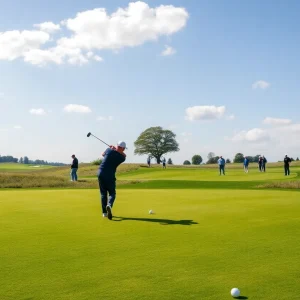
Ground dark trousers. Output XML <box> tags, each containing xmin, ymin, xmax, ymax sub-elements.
<box><xmin>98</xmin><ymin>175</ymin><xmax>116</xmax><ymax>213</ymax></box>
<box><xmin>219</xmin><ymin>165</ymin><xmax>225</xmax><ymax>175</ymax></box>
<box><xmin>284</xmin><ymin>165</ymin><xmax>290</xmax><ymax>176</ymax></box>
<box><xmin>262</xmin><ymin>164</ymin><xmax>266</xmax><ymax>172</ymax></box>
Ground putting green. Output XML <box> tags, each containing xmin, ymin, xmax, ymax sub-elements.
<box><xmin>118</xmin><ymin>167</ymin><xmax>297</xmax><ymax>181</ymax></box>
<box><xmin>1</xmin><ymin>189</ymin><xmax>300</xmax><ymax>299</ymax></box>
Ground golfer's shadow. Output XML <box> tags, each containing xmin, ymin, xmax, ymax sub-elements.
<box><xmin>113</xmin><ymin>216</ymin><xmax>198</xmax><ymax>226</ymax></box>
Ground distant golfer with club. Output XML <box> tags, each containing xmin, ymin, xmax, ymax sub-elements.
<box><xmin>97</xmin><ymin>141</ymin><xmax>126</xmax><ymax>220</ymax></box>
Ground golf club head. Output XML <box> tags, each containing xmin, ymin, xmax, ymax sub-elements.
<box><xmin>87</xmin><ymin>132</ymin><xmax>91</xmax><ymax>137</ymax></box>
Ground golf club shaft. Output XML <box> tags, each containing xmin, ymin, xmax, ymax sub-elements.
<box><xmin>90</xmin><ymin>133</ymin><xmax>110</xmax><ymax>147</ymax></box>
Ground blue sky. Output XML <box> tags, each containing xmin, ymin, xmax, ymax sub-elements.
<box><xmin>1</xmin><ymin>0</ymin><xmax>300</xmax><ymax>164</ymax></box>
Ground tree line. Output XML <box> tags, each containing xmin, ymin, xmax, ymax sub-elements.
<box><xmin>132</xmin><ymin>126</ymin><xmax>299</xmax><ymax>165</ymax></box>
<box><xmin>0</xmin><ymin>155</ymin><xmax>66</xmax><ymax>166</ymax></box>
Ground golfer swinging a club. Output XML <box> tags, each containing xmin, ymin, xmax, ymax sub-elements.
<box><xmin>97</xmin><ymin>141</ymin><xmax>126</xmax><ymax>220</ymax></box>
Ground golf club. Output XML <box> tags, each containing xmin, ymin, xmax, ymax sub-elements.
<box><xmin>87</xmin><ymin>132</ymin><xmax>110</xmax><ymax>147</ymax></box>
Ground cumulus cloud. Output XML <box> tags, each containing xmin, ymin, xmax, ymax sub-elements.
<box><xmin>161</xmin><ymin>45</ymin><xmax>176</xmax><ymax>56</ymax></box>
<box><xmin>14</xmin><ymin>125</ymin><xmax>22</xmax><ymax>129</ymax></box>
<box><xmin>34</xmin><ymin>22</ymin><xmax>61</xmax><ymax>33</ymax></box>
<box><xmin>0</xmin><ymin>30</ymin><xmax>50</xmax><ymax>61</ymax></box>
<box><xmin>29</xmin><ymin>108</ymin><xmax>46</xmax><ymax>115</ymax></box>
<box><xmin>252</xmin><ymin>80</ymin><xmax>270</xmax><ymax>89</ymax></box>
<box><xmin>231</xmin><ymin>128</ymin><xmax>270</xmax><ymax>143</ymax></box>
<box><xmin>263</xmin><ymin>117</ymin><xmax>292</xmax><ymax>126</ymax></box>
<box><xmin>24</xmin><ymin>46</ymin><xmax>89</xmax><ymax>66</ymax></box>
<box><xmin>185</xmin><ymin>105</ymin><xmax>226</xmax><ymax>121</ymax></box>
<box><xmin>0</xmin><ymin>2</ymin><xmax>188</xmax><ymax>66</ymax></box>
<box><xmin>97</xmin><ymin>116</ymin><xmax>113</xmax><ymax>121</ymax></box>
<box><xmin>64</xmin><ymin>104</ymin><xmax>92</xmax><ymax>113</ymax></box>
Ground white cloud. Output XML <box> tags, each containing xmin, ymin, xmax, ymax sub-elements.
<box><xmin>252</xmin><ymin>80</ymin><xmax>270</xmax><ymax>89</ymax></box>
<box><xmin>34</xmin><ymin>22</ymin><xmax>61</xmax><ymax>33</ymax></box>
<box><xmin>0</xmin><ymin>92</ymin><xmax>4</xmax><ymax>98</ymax></box>
<box><xmin>93</xmin><ymin>55</ymin><xmax>103</xmax><ymax>62</ymax></box>
<box><xmin>14</xmin><ymin>125</ymin><xmax>22</xmax><ymax>129</ymax></box>
<box><xmin>231</xmin><ymin>128</ymin><xmax>270</xmax><ymax>143</ymax></box>
<box><xmin>0</xmin><ymin>2</ymin><xmax>188</xmax><ymax>66</ymax></box>
<box><xmin>64</xmin><ymin>104</ymin><xmax>92</xmax><ymax>113</ymax></box>
<box><xmin>29</xmin><ymin>108</ymin><xmax>46</xmax><ymax>115</ymax></box>
<box><xmin>161</xmin><ymin>45</ymin><xmax>176</xmax><ymax>56</ymax></box>
<box><xmin>97</xmin><ymin>116</ymin><xmax>113</xmax><ymax>121</ymax></box>
<box><xmin>0</xmin><ymin>30</ymin><xmax>50</xmax><ymax>61</ymax></box>
<box><xmin>60</xmin><ymin>3</ymin><xmax>188</xmax><ymax>51</ymax></box>
<box><xmin>185</xmin><ymin>105</ymin><xmax>226</xmax><ymax>121</ymax></box>
<box><xmin>276</xmin><ymin>123</ymin><xmax>300</xmax><ymax>133</ymax></box>
<box><xmin>0</xmin><ymin>128</ymin><xmax>8</xmax><ymax>132</ymax></box>
<box><xmin>263</xmin><ymin>117</ymin><xmax>292</xmax><ymax>126</ymax></box>
<box><xmin>226</xmin><ymin>114</ymin><xmax>235</xmax><ymax>120</ymax></box>
<box><xmin>24</xmin><ymin>46</ymin><xmax>89</xmax><ymax>66</ymax></box>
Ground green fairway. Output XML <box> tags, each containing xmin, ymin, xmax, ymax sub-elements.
<box><xmin>1</xmin><ymin>189</ymin><xmax>300</xmax><ymax>299</ymax></box>
<box><xmin>118</xmin><ymin>167</ymin><xmax>298</xmax><ymax>181</ymax></box>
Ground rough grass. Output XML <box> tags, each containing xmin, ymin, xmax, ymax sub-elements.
<box><xmin>257</xmin><ymin>180</ymin><xmax>300</xmax><ymax>189</ymax></box>
<box><xmin>0</xmin><ymin>164</ymin><xmax>141</xmax><ymax>189</ymax></box>
<box><xmin>1</xmin><ymin>189</ymin><xmax>300</xmax><ymax>299</ymax></box>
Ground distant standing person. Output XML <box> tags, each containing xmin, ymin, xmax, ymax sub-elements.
<box><xmin>218</xmin><ymin>156</ymin><xmax>226</xmax><ymax>175</ymax></box>
<box><xmin>70</xmin><ymin>154</ymin><xmax>78</xmax><ymax>181</ymax></box>
<box><xmin>162</xmin><ymin>157</ymin><xmax>166</xmax><ymax>169</ymax></box>
<box><xmin>147</xmin><ymin>156</ymin><xmax>151</xmax><ymax>168</ymax></box>
<box><xmin>244</xmin><ymin>156</ymin><xmax>249</xmax><ymax>173</ymax></box>
<box><xmin>97</xmin><ymin>141</ymin><xmax>126</xmax><ymax>220</ymax></box>
<box><xmin>258</xmin><ymin>156</ymin><xmax>263</xmax><ymax>172</ymax></box>
<box><xmin>284</xmin><ymin>154</ymin><xmax>292</xmax><ymax>176</ymax></box>
<box><xmin>262</xmin><ymin>156</ymin><xmax>267</xmax><ymax>172</ymax></box>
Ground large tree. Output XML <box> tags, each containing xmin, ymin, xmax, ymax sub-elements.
<box><xmin>192</xmin><ymin>155</ymin><xmax>203</xmax><ymax>165</ymax></box>
<box><xmin>233</xmin><ymin>153</ymin><xmax>244</xmax><ymax>163</ymax></box>
<box><xmin>207</xmin><ymin>152</ymin><xmax>215</xmax><ymax>160</ymax></box>
<box><xmin>206</xmin><ymin>156</ymin><xmax>219</xmax><ymax>164</ymax></box>
<box><xmin>134</xmin><ymin>126</ymin><xmax>179</xmax><ymax>164</ymax></box>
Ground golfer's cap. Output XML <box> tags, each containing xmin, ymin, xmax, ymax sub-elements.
<box><xmin>117</xmin><ymin>141</ymin><xmax>126</xmax><ymax>148</ymax></box>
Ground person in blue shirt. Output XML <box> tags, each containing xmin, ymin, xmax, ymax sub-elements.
<box><xmin>97</xmin><ymin>141</ymin><xmax>126</xmax><ymax>220</ymax></box>
<box><xmin>70</xmin><ymin>154</ymin><xmax>79</xmax><ymax>181</ymax></box>
<box><xmin>244</xmin><ymin>156</ymin><xmax>249</xmax><ymax>173</ymax></box>
<box><xmin>217</xmin><ymin>156</ymin><xmax>226</xmax><ymax>175</ymax></box>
